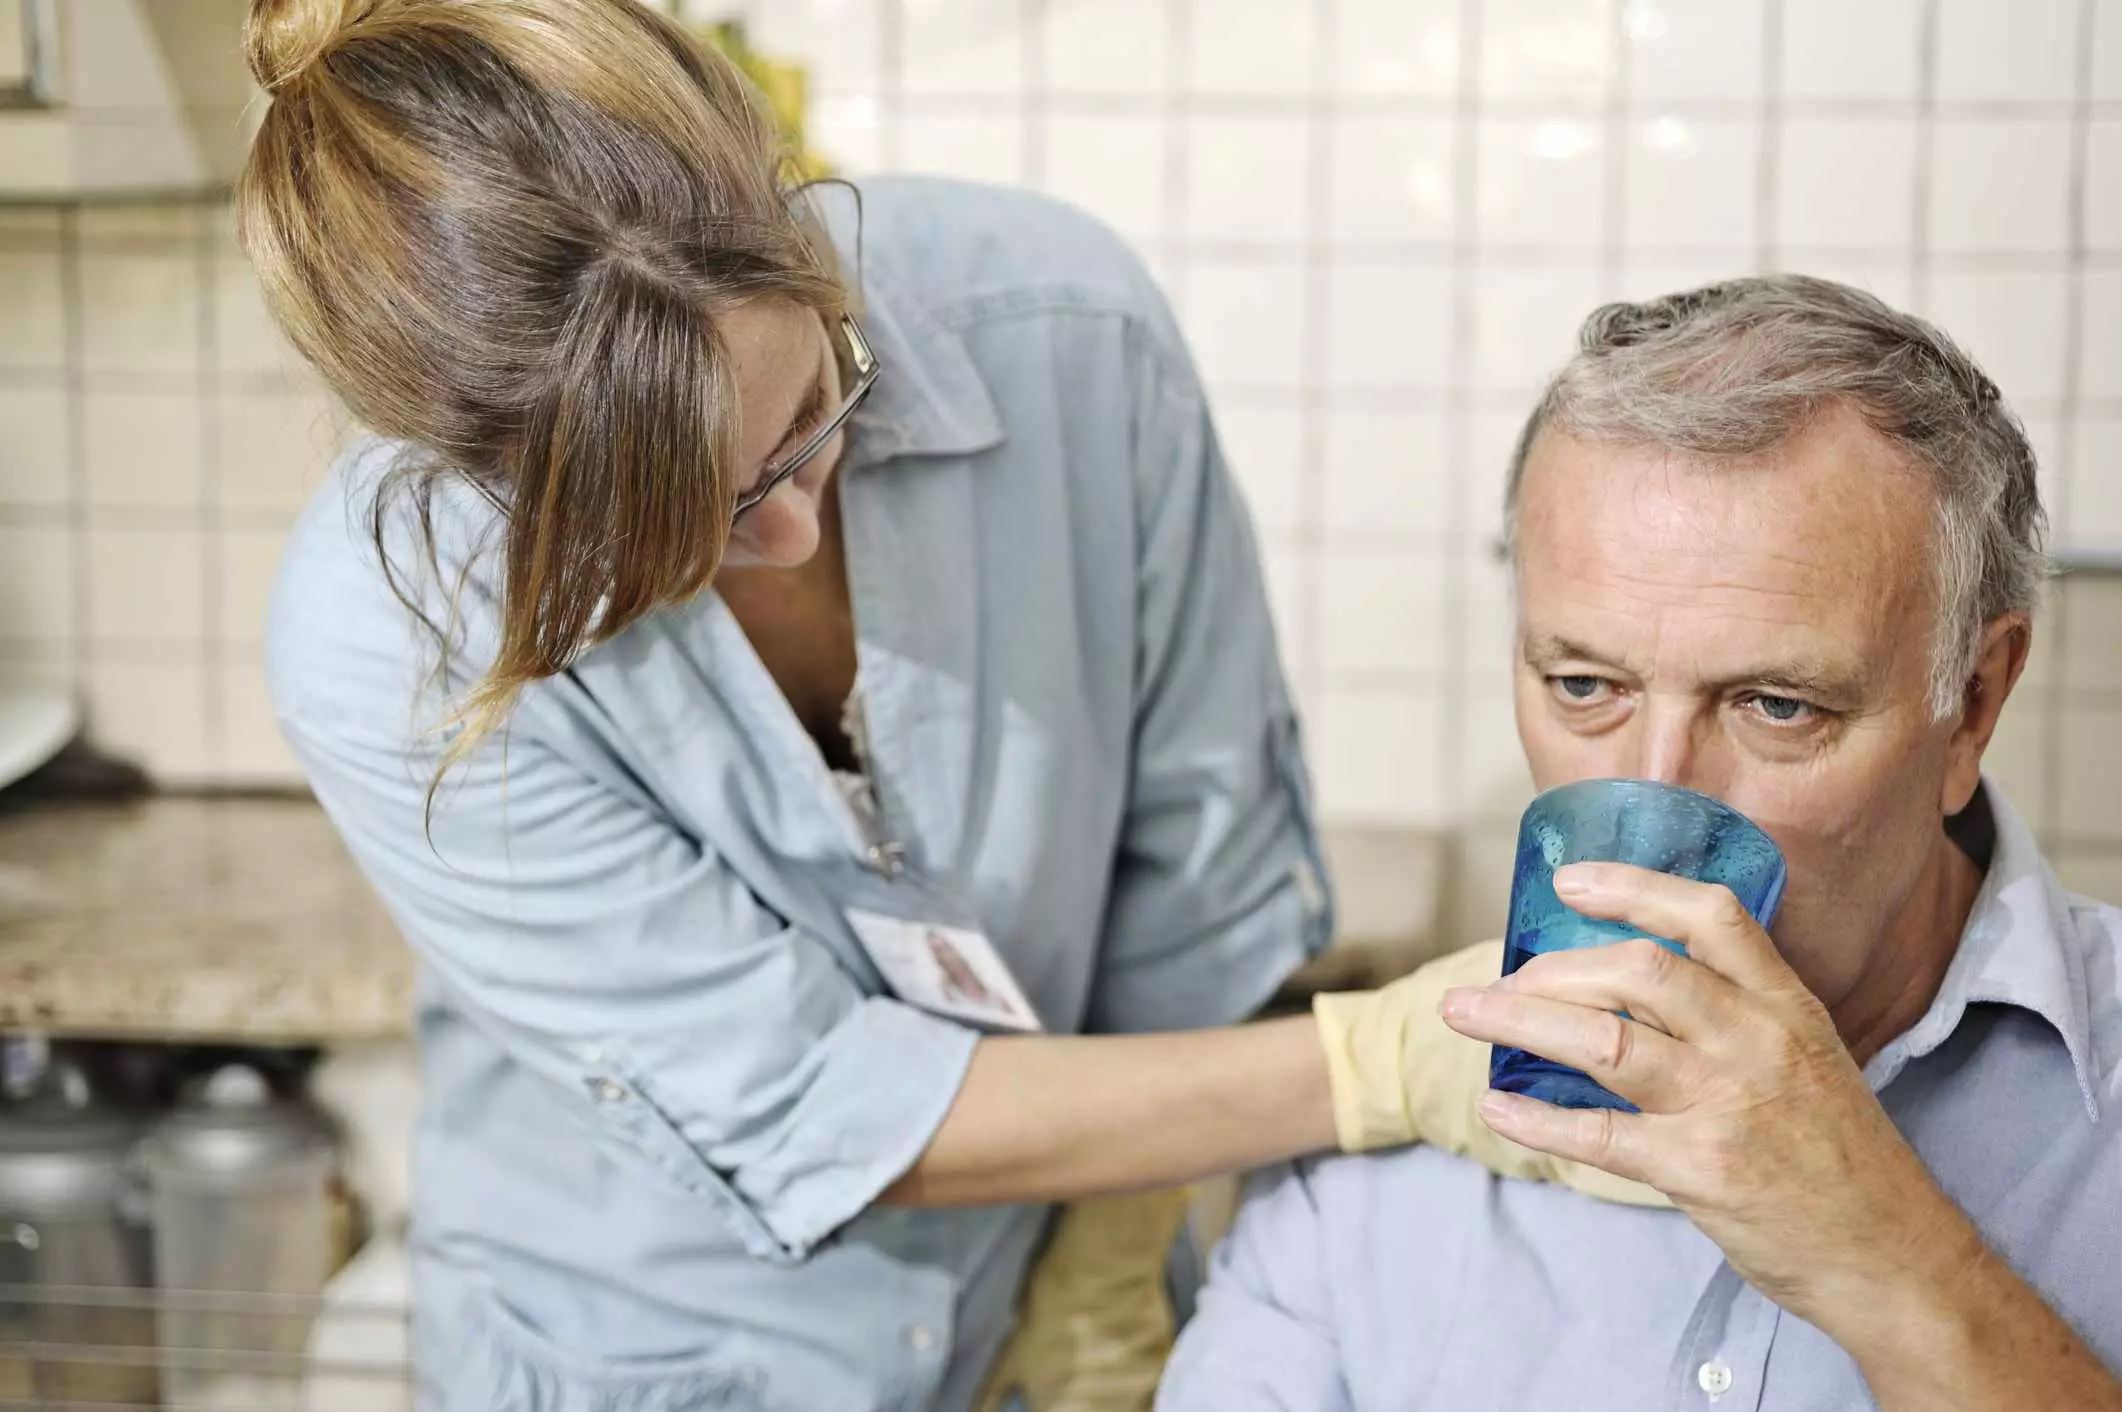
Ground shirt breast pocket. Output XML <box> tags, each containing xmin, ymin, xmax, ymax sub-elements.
<box><xmin>429</xmin><ymin>1271</ymin><xmax>780</xmax><ymax>1412</ymax></box>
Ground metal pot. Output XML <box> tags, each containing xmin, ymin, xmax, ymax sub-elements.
<box><xmin>141</xmin><ymin>1064</ymin><xmax>342</xmax><ymax>1410</ymax></box>
<box><xmin>0</xmin><ymin>1052</ymin><xmax>158</xmax><ymax>1405</ymax></box>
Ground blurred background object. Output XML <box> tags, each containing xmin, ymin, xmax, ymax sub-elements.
<box><xmin>696</xmin><ymin>15</ymin><xmax>836</xmax><ymax>181</ymax></box>
<box><xmin>3</xmin><ymin>0</ymin><xmax>2118</xmax><ymax>938</ymax></box>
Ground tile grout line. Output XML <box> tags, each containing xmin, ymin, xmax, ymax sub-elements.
<box><xmin>2040</xmin><ymin>0</ymin><xmax>2100</xmax><ymax>847</ymax></box>
<box><xmin>1438</xmin><ymin>0</ymin><xmax>1486</xmax><ymax>825</ymax></box>
<box><xmin>198</xmin><ymin>200</ymin><xmax>226</xmax><ymax>777</ymax></box>
<box><xmin>1599</xmin><ymin>0</ymin><xmax>1629</xmax><ymax>299</ymax></box>
<box><xmin>1159</xmin><ymin>0</ymin><xmax>1191</xmax><ymax>313</ymax></box>
<box><xmin>57</xmin><ymin>203</ymin><xmax>88</xmax><ymax>695</ymax></box>
<box><xmin>1020</xmin><ymin>0</ymin><xmax>1048</xmax><ymax>188</ymax></box>
<box><xmin>1292</xmin><ymin>0</ymin><xmax>1334</xmax><ymax>709</ymax></box>
<box><xmin>1755</xmin><ymin>0</ymin><xmax>1785</xmax><ymax>269</ymax></box>
<box><xmin>876</xmin><ymin>0</ymin><xmax>904</xmax><ymax>170</ymax></box>
<box><xmin>866</xmin><ymin>89</ymin><xmax>2116</xmax><ymax>122</ymax></box>
<box><xmin>1909</xmin><ymin>0</ymin><xmax>1941</xmax><ymax>311</ymax></box>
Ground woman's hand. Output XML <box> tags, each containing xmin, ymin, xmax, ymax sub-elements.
<box><xmin>1314</xmin><ymin>941</ymin><xmax>1667</xmax><ymax>1206</ymax></box>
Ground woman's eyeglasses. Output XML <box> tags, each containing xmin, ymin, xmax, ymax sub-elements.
<box><xmin>730</xmin><ymin>312</ymin><xmax>881</xmax><ymax>523</ymax></box>
<box><xmin>462</xmin><ymin>309</ymin><xmax>880</xmax><ymax>530</ymax></box>
<box><xmin>463</xmin><ymin>180</ymin><xmax>877</xmax><ymax>532</ymax></box>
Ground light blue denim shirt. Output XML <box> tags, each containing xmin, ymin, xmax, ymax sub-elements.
<box><xmin>1158</xmin><ymin>783</ymin><xmax>2122</xmax><ymax>1412</ymax></box>
<box><xmin>267</xmin><ymin>176</ymin><xmax>1332</xmax><ymax>1412</ymax></box>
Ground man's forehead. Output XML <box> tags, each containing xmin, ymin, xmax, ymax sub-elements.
<box><xmin>1512</xmin><ymin>408</ymin><xmax>1937</xmax><ymax>688</ymax></box>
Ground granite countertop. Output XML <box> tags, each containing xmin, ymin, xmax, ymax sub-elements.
<box><xmin>0</xmin><ymin>796</ymin><xmax>1446</xmax><ymax>1043</ymax></box>
<box><xmin>0</xmin><ymin>795</ymin><xmax>411</xmax><ymax>1042</ymax></box>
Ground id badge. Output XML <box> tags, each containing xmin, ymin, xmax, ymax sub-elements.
<box><xmin>844</xmin><ymin>908</ymin><xmax>1045</xmax><ymax>1033</ymax></box>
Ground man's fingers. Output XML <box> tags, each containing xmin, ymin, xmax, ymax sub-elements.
<box><xmin>1473</xmin><ymin>1090</ymin><xmax>1659</xmax><ymax>1185</ymax></box>
<box><xmin>1439</xmin><ymin>985</ymin><xmax>1702</xmax><ymax>1113</ymax></box>
<box><xmin>1551</xmin><ymin>863</ymin><xmax>1794</xmax><ymax>995</ymax></box>
<box><xmin>1500</xmin><ymin>937</ymin><xmax>1748</xmax><ymax>1047</ymax></box>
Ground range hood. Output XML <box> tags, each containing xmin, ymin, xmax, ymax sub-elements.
<box><xmin>0</xmin><ymin>0</ymin><xmax>257</xmax><ymax>201</ymax></box>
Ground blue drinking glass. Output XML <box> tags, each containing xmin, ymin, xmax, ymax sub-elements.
<box><xmin>1489</xmin><ymin>778</ymin><xmax>1788</xmax><ymax>1111</ymax></box>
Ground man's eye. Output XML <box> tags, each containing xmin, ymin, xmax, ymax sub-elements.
<box><xmin>1745</xmin><ymin>693</ymin><xmax>1813</xmax><ymax>724</ymax></box>
<box><xmin>1551</xmin><ymin>675</ymin><xmax>1609</xmax><ymax>703</ymax></box>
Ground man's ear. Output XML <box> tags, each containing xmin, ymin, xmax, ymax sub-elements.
<box><xmin>1943</xmin><ymin>613</ymin><xmax>2032</xmax><ymax>817</ymax></box>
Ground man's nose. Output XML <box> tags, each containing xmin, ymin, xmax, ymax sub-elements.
<box><xmin>1627</xmin><ymin>698</ymin><xmax>1720</xmax><ymax>795</ymax></box>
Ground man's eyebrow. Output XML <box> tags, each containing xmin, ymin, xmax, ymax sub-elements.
<box><xmin>1724</xmin><ymin>663</ymin><xmax>1866</xmax><ymax>699</ymax></box>
<box><xmin>1521</xmin><ymin>634</ymin><xmax>1866</xmax><ymax>699</ymax></box>
<box><xmin>1522</xmin><ymin>633</ymin><xmax>1616</xmax><ymax>668</ymax></box>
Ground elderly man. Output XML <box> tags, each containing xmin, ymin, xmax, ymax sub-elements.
<box><xmin>1157</xmin><ymin>276</ymin><xmax>2122</xmax><ymax>1412</ymax></box>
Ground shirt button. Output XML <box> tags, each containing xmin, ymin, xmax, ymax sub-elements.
<box><xmin>904</xmin><ymin>1322</ymin><xmax>937</xmax><ymax>1353</ymax></box>
<box><xmin>1697</xmin><ymin>1357</ymin><xmax>1734</xmax><ymax>1397</ymax></box>
<box><xmin>585</xmin><ymin>1076</ymin><xmax>628</xmax><ymax>1104</ymax></box>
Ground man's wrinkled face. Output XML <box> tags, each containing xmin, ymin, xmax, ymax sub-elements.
<box><xmin>1510</xmin><ymin>403</ymin><xmax>1970</xmax><ymax>1009</ymax></box>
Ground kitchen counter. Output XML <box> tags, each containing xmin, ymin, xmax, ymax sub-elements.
<box><xmin>0</xmin><ymin>795</ymin><xmax>411</xmax><ymax>1041</ymax></box>
<box><xmin>0</xmin><ymin>796</ymin><xmax>1447</xmax><ymax>1043</ymax></box>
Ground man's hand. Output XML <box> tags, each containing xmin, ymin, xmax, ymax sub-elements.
<box><xmin>1437</xmin><ymin>861</ymin><xmax>2122</xmax><ymax>1411</ymax></box>
<box><xmin>1436</xmin><ymin>862</ymin><xmax>1970</xmax><ymax>1326</ymax></box>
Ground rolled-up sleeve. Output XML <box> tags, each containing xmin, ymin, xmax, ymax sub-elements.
<box><xmin>269</xmin><ymin>508</ymin><xmax>975</xmax><ymax>1264</ymax></box>
<box><xmin>1089</xmin><ymin>317</ymin><xmax>1334</xmax><ymax>1035</ymax></box>
<box><xmin>1156</xmin><ymin>1165</ymin><xmax>1353</xmax><ymax>1412</ymax></box>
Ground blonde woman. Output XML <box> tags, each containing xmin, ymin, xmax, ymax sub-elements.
<box><xmin>245</xmin><ymin>2</ymin><xmax>1619</xmax><ymax>1408</ymax></box>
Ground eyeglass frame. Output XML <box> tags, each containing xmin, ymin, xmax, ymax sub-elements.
<box><xmin>730</xmin><ymin>310</ymin><xmax>880</xmax><ymax>522</ymax></box>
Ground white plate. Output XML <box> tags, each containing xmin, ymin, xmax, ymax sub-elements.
<box><xmin>0</xmin><ymin>687</ymin><xmax>79</xmax><ymax>791</ymax></box>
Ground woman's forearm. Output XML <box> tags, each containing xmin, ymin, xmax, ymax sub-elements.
<box><xmin>880</xmin><ymin>1016</ymin><xmax>1337</xmax><ymax>1207</ymax></box>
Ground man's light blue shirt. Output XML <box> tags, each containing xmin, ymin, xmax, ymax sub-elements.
<box><xmin>1160</xmin><ymin>785</ymin><xmax>2121</xmax><ymax>1411</ymax></box>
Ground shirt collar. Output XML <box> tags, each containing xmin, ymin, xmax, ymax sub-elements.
<box><xmin>1863</xmin><ymin>782</ymin><xmax>2103</xmax><ymax>1122</ymax></box>
<box><xmin>817</xmin><ymin>184</ymin><xmax>1004</xmax><ymax>465</ymax></box>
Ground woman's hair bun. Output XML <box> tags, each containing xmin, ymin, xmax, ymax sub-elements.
<box><xmin>246</xmin><ymin>0</ymin><xmax>378</xmax><ymax>94</ymax></box>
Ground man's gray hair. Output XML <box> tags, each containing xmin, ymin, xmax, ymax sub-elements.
<box><xmin>1503</xmin><ymin>274</ymin><xmax>2048</xmax><ymax>720</ymax></box>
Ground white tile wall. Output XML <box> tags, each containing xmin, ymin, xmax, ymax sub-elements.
<box><xmin>899</xmin><ymin>110</ymin><xmax>1026</xmax><ymax>183</ymax></box>
<box><xmin>1780</xmin><ymin>0</ymin><xmax>1923</xmax><ymax>101</ymax></box>
<box><xmin>4</xmin><ymin>0</ymin><xmax>2119</xmax><ymax>909</ymax></box>
<box><xmin>1042</xmin><ymin>0</ymin><xmax>1166</xmax><ymax>94</ymax></box>
<box><xmin>1476</xmin><ymin>118</ymin><xmax>1607</xmax><ymax>250</ymax></box>
<box><xmin>1328</xmin><ymin>117</ymin><xmax>1457</xmax><ymax>246</ymax></box>
<box><xmin>0</xmin><ymin>388</ymin><xmax>70</xmax><ymax>509</ymax></box>
<box><xmin>1185</xmin><ymin>0</ymin><xmax>1316</xmax><ymax>95</ymax></box>
<box><xmin>1935</xmin><ymin>0</ymin><xmax>2079</xmax><ymax>105</ymax></box>
<box><xmin>1622</xmin><ymin>116</ymin><xmax>1759</xmax><ymax>252</ymax></box>
<box><xmin>1625</xmin><ymin>0</ymin><xmax>1764</xmax><ymax>105</ymax></box>
<box><xmin>1325</xmin><ymin>260</ymin><xmax>1455</xmax><ymax>388</ymax></box>
<box><xmin>1775</xmin><ymin>116</ymin><xmax>1919</xmax><ymax>252</ymax></box>
<box><xmin>0</xmin><ymin>251</ymin><xmax>66</xmax><ymax>370</ymax></box>
<box><xmin>1185</xmin><ymin>116</ymin><xmax>1311</xmax><ymax>243</ymax></box>
<box><xmin>1334</xmin><ymin>0</ymin><xmax>1461</xmax><ymax>97</ymax></box>
<box><xmin>1927</xmin><ymin>118</ymin><xmax>2073</xmax><ymax>254</ymax></box>
<box><xmin>2075</xmin><ymin>269</ymin><xmax>2122</xmax><ymax>402</ymax></box>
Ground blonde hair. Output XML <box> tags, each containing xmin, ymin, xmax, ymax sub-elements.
<box><xmin>238</xmin><ymin>0</ymin><xmax>845</xmax><ymax>769</ymax></box>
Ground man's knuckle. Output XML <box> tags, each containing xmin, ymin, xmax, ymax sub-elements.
<box><xmin>1629</xmin><ymin>937</ymin><xmax>1679</xmax><ymax>985</ymax></box>
<box><xmin>1708</xmin><ymin>886</ymin><xmax>1752</xmax><ymax>932</ymax></box>
<box><xmin>1574</xmin><ymin>1107</ymin><xmax>1621</xmax><ymax>1161</ymax></box>
<box><xmin>1594</xmin><ymin>1012</ymin><xmax>1636</xmax><ymax>1074</ymax></box>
